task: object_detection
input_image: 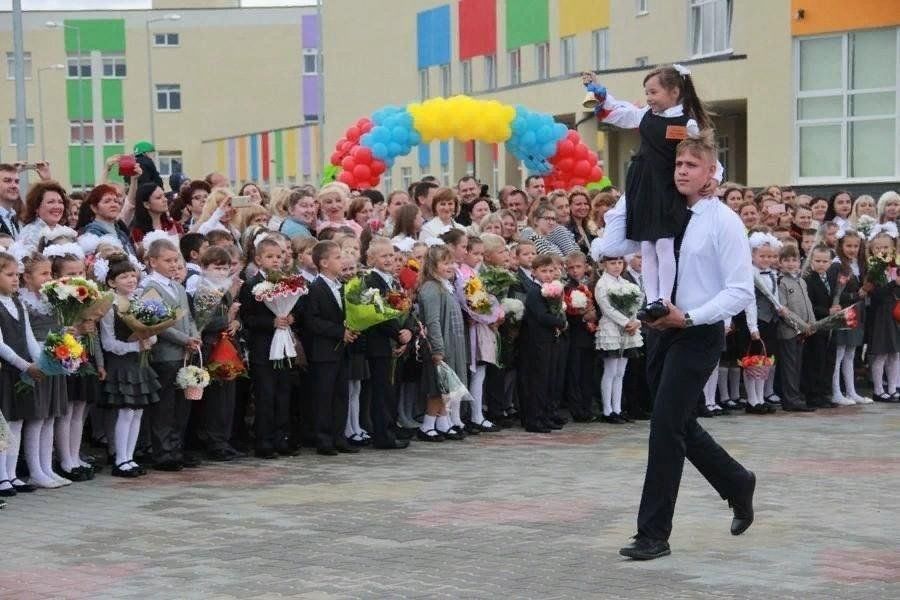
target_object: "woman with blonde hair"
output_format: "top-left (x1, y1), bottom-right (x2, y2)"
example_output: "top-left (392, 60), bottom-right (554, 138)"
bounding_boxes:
top-left (848, 194), bottom-right (877, 229)
top-left (191, 188), bottom-right (240, 241)
top-left (589, 191), bottom-right (616, 236)
top-left (318, 186), bottom-right (362, 236)
top-left (567, 186), bottom-right (594, 254)
top-left (266, 186), bottom-right (292, 231)
top-left (236, 204), bottom-right (271, 234)
top-left (877, 191), bottom-right (900, 224)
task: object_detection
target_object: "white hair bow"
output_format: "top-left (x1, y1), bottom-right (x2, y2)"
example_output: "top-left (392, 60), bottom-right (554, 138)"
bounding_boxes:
top-left (673, 63), bottom-right (691, 77)
top-left (748, 231), bottom-right (780, 250)
top-left (868, 221), bottom-right (899, 240)
top-left (42, 241), bottom-right (85, 261)
top-left (141, 229), bottom-right (179, 250)
top-left (39, 225), bottom-right (78, 244)
top-left (92, 256), bottom-right (111, 283)
top-left (253, 232), bottom-right (271, 248)
top-left (78, 233), bottom-right (123, 255)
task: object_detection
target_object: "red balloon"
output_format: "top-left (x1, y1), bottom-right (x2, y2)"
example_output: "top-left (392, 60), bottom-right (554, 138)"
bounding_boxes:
top-left (353, 146), bottom-right (373, 163)
top-left (589, 166), bottom-right (603, 181)
top-left (340, 141), bottom-right (353, 153)
top-left (338, 170), bottom-right (355, 186)
top-left (353, 164), bottom-right (371, 181)
top-left (347, 126), bottom-right (361, 141)
top-left (570, 177), bottom-right (586, 186)
top-left (341, 156), bottom-right (355, 171)
top-left (358, 118), bottom-right (373, 133)
top-left (556, 158), bottom-right (575, 173)
top-left (368, 176), bottom-right (380, 188)
top-left (330, 151), bottom-right (342, 166)
top-left (556, 140), bottom-right (575, 158)
top-left (566, 130), bottom-right (580, 142)
top-left (574, 160), bottom-right (591, 178)
top-left (371, 161), bottom-right (386, 176)
top-left (335, 137), bottom-right (347, 151)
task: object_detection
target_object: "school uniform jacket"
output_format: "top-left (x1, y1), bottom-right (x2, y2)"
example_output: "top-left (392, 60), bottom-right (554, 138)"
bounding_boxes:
top-left (523, 286), bottom-right (567, 345)
top-left (803, 272), bottom-right (832, 321)
top-left (777, 274), bottom-right (815, 340)
top-left (141, 277), bottom-right (199, 363)
top-left (302, 277), bottom-right (348, 363)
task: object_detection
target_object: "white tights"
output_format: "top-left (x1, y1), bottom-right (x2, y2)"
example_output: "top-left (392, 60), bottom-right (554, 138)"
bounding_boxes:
top-left (870, 352), bottom-right (900, 396)
top-left (24, 418), bottom-right (57, 485)
top-left (640, 238), bottom-right (676, 304)
top-left (344, 380), bottom-right (363, 438)
top-left (717, 366), bottom-right (742, 401)
top-left (744, 371), bottom-right (765, 406)
top-left (55, 400), bottom-right (89, 472)
top-left (601, 357), bottom-right (628, 416)
top-left (703, 364), bottom-right (719, 409)
top-left (467, 364), bottom-right (492, 426)
top-left (833, 345), bottom-right (859, 399)
top-left (113, 408), bottom-right (144, 469)
top-left (0, 420), bottom-right (23, 487)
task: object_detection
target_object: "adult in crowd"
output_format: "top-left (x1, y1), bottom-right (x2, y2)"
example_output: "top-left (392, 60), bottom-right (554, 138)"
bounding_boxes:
top-left (0, 163), bottom-right (22, 237)
top-left (18, 180), bottom-right (71, 248)
top-left (279, 189), bottom-right (317, 239)
top-left (525, 175), bottom-right (546, 207)
top-left (505, 188), bottom-right (529, 231)
top-left (172, 180), bottom-right (211, 231)
top-left (134, 141), bottom-right (164, 189)
top-left (381, 190), bottom-right (410, 237)
top-left (75, 183), bottom-right (137, 255)
top-left (420, 187), bottom-right (466, 246)
top-left (567, 187), bottom-right (595, 255)
top-left (130, 182), bottom-right (183, 246)
top-left (413, 180), bottom-right (438, 221)
top-left (455, 175), bottom-right (481, 226)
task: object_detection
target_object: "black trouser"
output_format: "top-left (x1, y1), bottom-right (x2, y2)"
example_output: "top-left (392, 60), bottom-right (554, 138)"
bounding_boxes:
top-left (550, 333), bottom-right (568, 415)
top-left (624, 353), bottom-right (652, 416)
top-left (565, 343), bottom-right (596, 420)
top-left (367, 357), bottom-right (397, 446)
top-left (483, 363), bottom-right (507, 419)
top-left (311, 360), bottom-right (349, 450)
top-left (802, 331), bottom-right (829, 401)
top-left (637, 324), bottom-right (752, 541)
top-left (201, 379), bottom-right (235, 451)
top-left (778, 336), bottom-right (804, 404)
top-left (148, 360), bottom-right (190, 463)
top-left (519, 339), bottom-right (559, 427)
top-left (249, 361), bottom-right (293, 452)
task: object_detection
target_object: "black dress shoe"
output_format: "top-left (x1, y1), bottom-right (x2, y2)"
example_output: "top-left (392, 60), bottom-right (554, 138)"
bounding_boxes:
top-left (316, 448), bottom-right (338, 456)
top-left (254, 449), bottom-right (278, 459)
top-left (438, 428), bottom-right (464, 441)
top-left (60, 468), bottom-right (89, 482)
top-left (619, 536), bottom-right (671, 560)
top-left (698, 406), bottom-right (717, 418)
top-left (745, 403), bottom-right (769, 415)
top-left (0, 482), bottom-right (16, 497)
top-left (550, 416), bottom-right (568, 426)
top-left (111, 462), bottom-right (141, 478)
top-left (336, 445), bottom-right (360, 454)
top-left (207, 449), bottom-right (233, 462)
top-left (276, 445), bottom-right (302, 457)
top-left (782, 401), bottom-right (816, 412)
top-left (181, 455), bottom-right (202, 468)
top-left (874, 393), bottom-right (894, 402)
top-left (224, 447), bottom-right (247, 460)
top-left (471, 420), bottom-right (501, 433)
top-left (545, 420), bottom-right (563, 430)
top-left (416, 429), bottom-right (444, 442)
top-left (374, 439), bottom-right (410, 450)
top-left (396, 428), bottom-right (415, 441)
top-left (11, 479), bottom-right (36, 493)
top-left (729, 470), bottom-right (756, 536)
top-left (153, 460), bottom-right (184, 472)
top-left (616, 412), bottom-right (633, 423)
top-left (601, 414), bottom-right (624, 424)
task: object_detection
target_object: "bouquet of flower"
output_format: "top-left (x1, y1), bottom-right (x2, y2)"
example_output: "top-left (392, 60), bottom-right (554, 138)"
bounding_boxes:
top-left (41, 277), bottom-right (114, 326)
top-left (541, 280), bottom-right (566, 315)
top-left (457, 275), bottom-right (504, 325)
top-left (344, 276), bottom-right (407, 332)
top-left (497, 297), bottom-right (525, 368)
top-left (607, 281), bottom-right (643, 318)
top-left (206, 332), bottom-right (247, 381)
top-left (480, 266), bottom-right (518, 299)
top-left (252, 272), bottom-right (308, 368)
top-left (191, 284), bottom-right (226, 332)
top-left (18, 331), bottom-right (93, 392)
top-left (436, 361), bottom-right (474, 404)
top-left (118, 291), bottom-right (179, 366)
top-left (500, 297), bottom-right (524, 322)
top-left (175, 364), bottom-right (211, 401)
top-left (855, 214), bottom-right (877, 240)
top-left (564, 284), bottom-right (592, 316)
top-left (865, 249), bottom-right (895, 288)
top-left (398, 258), bottom-right (421, 291)
top-left (810, 304), bottom-right (860, 333)
top-left (386, 289), bottom-right (412, 313)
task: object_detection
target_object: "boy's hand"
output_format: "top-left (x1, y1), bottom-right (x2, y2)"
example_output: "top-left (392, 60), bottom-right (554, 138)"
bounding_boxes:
top-left (750, 331), bottom-right (761, 341)
top-left (829, 305), bottom-right (842, 315)
top-left (432, 353), bottom-right (444, 366)
top-left (397, 329), bottom-right (412, 345)
top-left (343, 329), bottom-right (358, 344)
top-left (185, 338), bottom-right (202, 352)
top-left (581, 72), bottom-right (595, 86)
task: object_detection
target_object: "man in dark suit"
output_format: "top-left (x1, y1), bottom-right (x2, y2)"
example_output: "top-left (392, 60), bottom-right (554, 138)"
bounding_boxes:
top-left (622, 254), bottom-right (652, 419)
top-left (0, 163), bottom-right (22, 238)
top-left (802, 245), bottom-right (837, 407)
top-left (303, 241), bottom-right (359, 456)
top-left (362, 238), bottom-right (412, 449)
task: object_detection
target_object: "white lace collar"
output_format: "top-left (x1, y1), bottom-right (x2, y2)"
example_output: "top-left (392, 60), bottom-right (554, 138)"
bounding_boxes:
top-left (19, 288), bottom-right (52, 315)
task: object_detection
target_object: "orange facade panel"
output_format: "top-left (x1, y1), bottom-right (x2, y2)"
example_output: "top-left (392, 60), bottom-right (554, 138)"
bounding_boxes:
top-left (791, 0), bottom-right (900, 36)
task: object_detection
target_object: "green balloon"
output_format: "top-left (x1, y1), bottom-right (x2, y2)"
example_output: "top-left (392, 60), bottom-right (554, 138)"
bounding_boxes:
top-left (586, 176), bottom-right (612, 190)
top-left (322, 164), bottom-right (340, 185)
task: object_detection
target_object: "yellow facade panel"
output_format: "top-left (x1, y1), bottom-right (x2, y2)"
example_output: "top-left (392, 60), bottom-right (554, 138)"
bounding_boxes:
top-left (559, 0), bottom-right (610, 37)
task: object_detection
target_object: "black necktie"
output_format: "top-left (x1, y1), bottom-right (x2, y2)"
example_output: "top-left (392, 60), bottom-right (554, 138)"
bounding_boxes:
top-left (671, 209), bottom-right (694, 304)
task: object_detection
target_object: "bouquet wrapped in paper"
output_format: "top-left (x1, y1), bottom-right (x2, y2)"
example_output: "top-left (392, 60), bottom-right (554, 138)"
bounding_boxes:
top-left (497, 297), bottom-right (525, 368)
top-left (206, 332), bottom-right (247, 381)
top-left (343, 276), bottom-right (407, 332)
top-left (385, 289), bottom-right (412, 313)
top-left (118, 289), bottom-right (179, 365)
top-left (865, 249), bottom-right (896, 288)
top-left (191, 282), bottom-right (226, 332)
top-left (40, 276), bottom-right (114, 326)
top-left (18, 331), bottom-right (93, 391)
top-left (541, 280), bottom-right (567, 314)
top-left (457, 275), bottom-right (504, 325)
top-left (252, 272), bottom-right (308, 368)
top-left (479, 266), bottom-right (518, 299)
top-left (606, 280), bottom-right (643, 318)
top-left (436, 361), bottom-right (473, 404)
top-left (565, 283), bottom-right (598, 334)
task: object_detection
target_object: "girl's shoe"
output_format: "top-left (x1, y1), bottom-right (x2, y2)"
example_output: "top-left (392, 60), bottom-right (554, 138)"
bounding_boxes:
top-left (111, 462), bottom-right (140, 478)
top-left (50, 473), bottom-right (72, 487)
top-left (745, 403), bottom-right (769, 415)
top-left (849, 394), bottom-right (873, 404)
top-left (438, 427), bottom-right (465, 441)
top-left (832, 393), bottom-right (855, 406)
top-left (416, 429), bottom-right (444, 442)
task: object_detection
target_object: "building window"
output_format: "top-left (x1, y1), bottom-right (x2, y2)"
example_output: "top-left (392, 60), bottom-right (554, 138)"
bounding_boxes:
top-left (153, 33), bottom-right (179, 47)
top-left (418, 68), bottom-right (430, 100)
top-left (69, 121), bottom-right (94, 145)
top-left (795, 28), bottom-right (899, 182)
top-left (536, 43), bottom-right (550, 80)
top-left (689, 0), bottom-right (732, 57)
top-left (382, 171), bottom-right (393, 194)
top-left (591, 29), bottom-right (609, 70)
top-left (8, 119), bottom-right (34, 146)
top-left (441, 164), bottom-right (450, 186)
top-left (484, 54), bottom-right (496, 90)
top-left (5, 51), bottom-right (32, 79)
top-left (66, 56), bottom-right (91, 78)
top-left (637, 0), bottom-right (649, 15)
top-left (102, 55), bottom-right (127, 78)
top-left (104, 119), bottom-right (124, 144)
top-left (717, 133), bottom-right (729, 178)
top-left (155, 84), bottom-right (181, 111)
top-left (561, 36), bottom-right (576, 75)
top-left (157, 152), bottom-right (183, 178)
top-left (302, 48), bottom-right (318, 75)
top-left (400, 166), bottom-right (413, 191)
top-left (508, 48), bottom-right (521, 85)
top-left (461, 59), bottom-right (473, 94)
top-left (440, 64), bottom-right (451, 96)
top-left (635, 56), bottom-right (649, 67)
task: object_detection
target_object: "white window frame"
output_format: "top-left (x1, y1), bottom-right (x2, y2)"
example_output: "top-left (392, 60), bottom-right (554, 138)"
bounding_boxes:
top-left (484, 54), bottom-right (496, 90)
top-left (508, 48), bottom-right (521, 85)
top-left (461, 59), bottom-right (473, 94)
top-left (441, 164), bottom-right (450, 187)
top-left (382, 171), bottom-right (393, 195)
top-left (101, 54), bottom-right (127, 79)
top-left (560, 36), bottom-right (576, 75)
top-left (635, 56), bottom-right (649, 67)
top-left (419, 68), bottom-right (430, 100)
top-left (637, 0), bottom-right (649, 15)
top-left (792, 29), bottom-right (900, 184)
top-left (400, 166), bottom-right (413, 191)
top-left (302, 48), bottom-right (318, 75)
top-left (157, 151), bottom-right (183, 178)
top-left (68, 120), bottom-right (94, 145)
top-left (440, 64), bottom-right (451, 96)
top-left (536, 43), bottom-right (550, 80)
top-left (8, 118), bottom-right (35, 146)
top-left (104, 119), bottom-right (124, 144)
top-left (153, 32), bottom-right (180, 47)
top-left (688, 0), bottom-right (733, 58)
top-left (591, 29), bottom-right (609, 70)
top-left (155, 83), bottom-right (182, 112)
top-left (5, 51), bottom-right (32, 80)
top-left (66, 56), bottom-right (91, 79)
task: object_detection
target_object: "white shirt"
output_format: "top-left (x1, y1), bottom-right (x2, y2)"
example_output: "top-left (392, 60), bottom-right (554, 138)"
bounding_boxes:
top-left (592, 197), bottom-right (640, 261)
top-left (319, 274), bottom-right (343, 309)
top-left (675, 198), bottom-right (754, 325)
top-left (0, 294), bottom-right (42, 370)
top-left (99, 303), bottom-right (146, 355)
top-left (420, 216), bottom-right (465, 247)
top-left (147, 271), bottom-right (180, 299)
top-left (0, 205), bottom-right (18, 235)
top-left (374, 268), bottom-right (394, 289)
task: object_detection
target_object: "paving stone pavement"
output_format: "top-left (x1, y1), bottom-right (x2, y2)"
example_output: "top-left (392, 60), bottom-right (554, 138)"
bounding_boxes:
top-left (2, 403), bottom-right (898, 599)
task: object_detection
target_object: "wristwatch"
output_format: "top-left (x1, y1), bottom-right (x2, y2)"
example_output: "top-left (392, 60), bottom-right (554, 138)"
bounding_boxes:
top-left (683, 312), bottom-right (694, 328)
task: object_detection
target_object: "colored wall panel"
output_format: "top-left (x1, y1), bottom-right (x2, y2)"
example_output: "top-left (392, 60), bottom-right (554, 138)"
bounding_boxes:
top-left (301, 14), bottom-right (320, 48)
top-left (303, 74), bottom-right (320, 118)
top-left (300, 127), bottom-right (312, 175)
top-left (238, 137), bottom-right (248, 181)
top-left (558, 0), bottom-right (609, 37)
top-left (262, 132), bottom-right (270, 181)
top-left (285, 129), bottom-right (298, 177)
top-left (66, 80), bottom-right (93, 120)
top-left (459, 0), bottom-right (497, 59)
top-left (791, 0), bottom-right (900, 36)
top-left (418, 143), bottom-right (431, 168)
top-left (101, 79), bottom-right (123, 119)
top-left (217, 141), bottom-right (226, 174)
top-left (68, 146), bottom-right (95, 186)
top-left (310, 124), bottom-right (320, 178)
top-left (417, 5), bottom-right (452, 68)
top-left (250, 134), bottom-right (260, 181)
top-left (64, 19), bottom-right (125, 53)
top-left (274, 130), bottom-right (284, 181)
top-left (227, 138), bottom-right (236, 183)
top-left (505, 0), bottom-right (549, 50)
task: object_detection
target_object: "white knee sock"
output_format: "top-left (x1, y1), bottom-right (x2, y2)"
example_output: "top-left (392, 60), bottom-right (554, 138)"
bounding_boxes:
top-left (871, 354), bottom-right (888, 395)
top-left (601, 357), bottom-right (618, 416)
top-left (640, 241), bottom-right (660, 302)
top-left (744, 371), bottom-right (762, 406)
top-left (611, 358), bottom-right (628, 414)
top-left (888, 353), bottom-right (900, 394)
top-left (115, 409), bottom-right (134, 467)
top-left (69, 401), bottom-right (89, 468)
top-left (448, 398), bottom-right (464, 428)
top-left (832, 345), bottom-right (846, 398)
top-left (655, 237), bottom-right (676, 303)
top-left (717, 367), bottom-right (729, 402)
top-left (345, 380), bottom-right (361, 437)
top-left (5, 420), bottom-right (22, 482)
top-left (436, 414), bottom-right (453, 433)
top-left (23, 420), bottom-right (46, 483)
top-left (841, 346), bottom-right (858, 397)
top-left (39, 418), bottom-right (55, 479)
top-left (127, 409), bottom-right (143, 463)
top-left (55, 404), bottom-right (75, 471)
top-left (729, 368), bottom-right (742, 400)
top-left (704, 367), bottom-right (719, 409)
top-left (420, 414), bottom-right (437, 433)
top-left (468, 365), bottom-right (488, 425)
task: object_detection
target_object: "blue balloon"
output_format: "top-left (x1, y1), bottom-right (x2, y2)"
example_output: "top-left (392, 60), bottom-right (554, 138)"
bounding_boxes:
top-left (541, 141), bottom-right (557, 157)
top-left (391, 127), bottom-right (408, 145)
top-left (372, 142), bottom-right (388, 160)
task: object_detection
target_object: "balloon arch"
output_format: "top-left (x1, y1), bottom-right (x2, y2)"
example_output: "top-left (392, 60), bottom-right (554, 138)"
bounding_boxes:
top-left (328, 95), bottom-right (603, 191)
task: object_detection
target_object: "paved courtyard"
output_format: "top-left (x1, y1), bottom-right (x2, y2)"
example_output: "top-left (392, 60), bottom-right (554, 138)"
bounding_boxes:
top-left (2, 403), bottom-right (898, 599)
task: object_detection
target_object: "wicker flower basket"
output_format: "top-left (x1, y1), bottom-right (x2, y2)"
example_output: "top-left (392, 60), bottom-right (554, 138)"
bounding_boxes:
top-left (740, 339), bottom-right (775, 381)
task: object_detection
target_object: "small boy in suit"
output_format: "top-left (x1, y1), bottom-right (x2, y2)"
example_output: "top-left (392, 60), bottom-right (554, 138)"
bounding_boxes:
top-left (776, 244), bottom-right (816, 412)
top-left (303, 240), bottom-right (360, 456)
top-left (563, 251), bottom-right (598, 422)
top-left (802, 244), bottom-right (837, 408)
